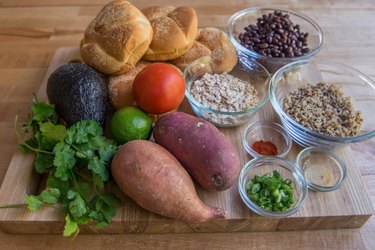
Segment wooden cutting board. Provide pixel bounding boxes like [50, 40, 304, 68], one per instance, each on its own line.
[0, 47, 373, 234]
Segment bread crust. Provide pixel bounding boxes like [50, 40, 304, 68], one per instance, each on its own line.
[80, 0, 153, 75]
[142, 6, 198, 61]
[171, 27, 238, 73]
[108, 61, 151, 109]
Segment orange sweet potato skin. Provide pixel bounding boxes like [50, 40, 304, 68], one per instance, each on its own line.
[153, 112, 241, 191]
[111, 140, 226, 224]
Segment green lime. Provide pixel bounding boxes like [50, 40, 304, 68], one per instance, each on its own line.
[110, 107, 152, 144]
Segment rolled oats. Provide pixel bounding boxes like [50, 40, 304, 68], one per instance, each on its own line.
[191, 73, 259, 112]
[190, 72, 259, 126]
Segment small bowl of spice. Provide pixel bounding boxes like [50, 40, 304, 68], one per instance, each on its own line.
[238, 157, 308, 218]
[227, 7, 324, 74]
[296, 147, 347, 192]
[183, 56, 271, 127]
[243, 121, 292, 158]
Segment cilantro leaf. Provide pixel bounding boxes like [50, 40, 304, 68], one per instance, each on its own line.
[47, 175, 70, 199]
[88, 157, 108, 182]
[39, 188, 60, 204]
[35, 131, 56, 151]
[31, 102, 56, 124]
[34, 153, 54, 173]
[40, 122, 67, 142]
[99, 144, 117, 164]
[74, 182, 91, 200]
[54, 142, 76, 181]
[99, 193, 122, 208]
[63, 214, 79, 237]
[70, 120, 102, 144]
[95, 221, 109, 229]
[92, 172, 104, 191]
[69, 193, 87, 218]
[25, 195, 42, 211]
[67, 190, 77, 200]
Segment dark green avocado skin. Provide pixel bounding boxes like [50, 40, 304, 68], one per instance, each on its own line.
[47, 63, 108, 128]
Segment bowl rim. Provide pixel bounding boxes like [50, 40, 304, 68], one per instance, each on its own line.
[295, 146, 347, 192]
[182, 56, 271, 115]
[243, 120, 293, 158]
[238, 156, 308, 218]
[227, 6, 324, 62]
[269, 58, 375, 143]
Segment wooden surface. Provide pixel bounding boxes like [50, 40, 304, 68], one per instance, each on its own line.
[0, 0, 374, 249]
[0, 47, 373, 234]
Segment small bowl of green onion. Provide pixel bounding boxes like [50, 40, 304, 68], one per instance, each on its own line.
[238, 157, 308, 218]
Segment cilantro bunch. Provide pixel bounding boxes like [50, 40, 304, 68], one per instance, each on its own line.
[15, 97, 121, 237]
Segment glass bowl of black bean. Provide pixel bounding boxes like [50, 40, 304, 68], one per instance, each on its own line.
[227, 7, 324, 74]
[270, 59, 375, 148]
[183, 56, 271, 128]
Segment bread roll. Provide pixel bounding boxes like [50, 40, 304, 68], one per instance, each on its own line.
[108, 61, 151, 110]
[171, 27, 238, 73]
[141, 6, 198, 61]
[170, 41, 211, 72]
[80, 0, 153, 75]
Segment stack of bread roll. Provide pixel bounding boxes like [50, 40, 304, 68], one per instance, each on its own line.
[80, 0, 238, 110]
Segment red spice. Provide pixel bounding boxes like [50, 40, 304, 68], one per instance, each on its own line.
[251, 140, 278, 156]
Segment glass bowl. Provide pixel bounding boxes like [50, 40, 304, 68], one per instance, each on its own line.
[238, 157, 308, 218]
[243, 121, 292, 158]
[296, 147, 347, 192]
[270, 59, 375, 148]
[183, 56, 270, 127]
[227, 7, 324, 74]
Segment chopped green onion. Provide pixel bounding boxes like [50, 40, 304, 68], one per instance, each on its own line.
[245, 170, 296, 212]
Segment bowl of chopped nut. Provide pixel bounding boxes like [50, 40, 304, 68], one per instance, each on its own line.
[227, 7, 324, 74]
[183, 56, 271, 127]
[270, 59, 375, 148]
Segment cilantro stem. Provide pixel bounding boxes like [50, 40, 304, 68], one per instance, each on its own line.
[19, 142, 54, 155]
[15, 114, 53, 155]
[74, 169, 92, 182]
[0, 203, 58, 209]
[0, 203, 28, 209]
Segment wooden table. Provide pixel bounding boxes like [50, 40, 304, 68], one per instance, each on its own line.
[0, 0, 374, 249]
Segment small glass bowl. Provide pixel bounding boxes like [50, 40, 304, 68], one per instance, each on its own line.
[227, 7, 324, 74]
[243, 121, 292, 158]
[296, 147, 347, 192]
[183, 56, 270, 127]
[238, 157, 308, 218]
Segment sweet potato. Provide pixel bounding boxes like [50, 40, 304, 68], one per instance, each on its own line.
[111, 140, 226, 224]
[153, 112, 241, 191]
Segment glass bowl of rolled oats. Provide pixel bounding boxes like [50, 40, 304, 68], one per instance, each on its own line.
[270, 59, 375, 148]
[183, 56, 271, 127]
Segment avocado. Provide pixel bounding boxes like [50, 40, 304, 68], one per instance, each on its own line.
[47, 63, 108, 128]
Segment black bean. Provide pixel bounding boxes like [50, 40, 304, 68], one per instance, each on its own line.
[238, 10, 310, 57]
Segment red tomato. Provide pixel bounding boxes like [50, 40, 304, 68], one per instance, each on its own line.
[132, 63, 185, 114]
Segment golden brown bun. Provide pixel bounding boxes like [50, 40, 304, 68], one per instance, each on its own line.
[171, 27, 238, 73]
[108, 61, 151, 109]
[80, 0, 153, 76]
[170, 41, 211, 72]
[141, 6, 198, 61]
